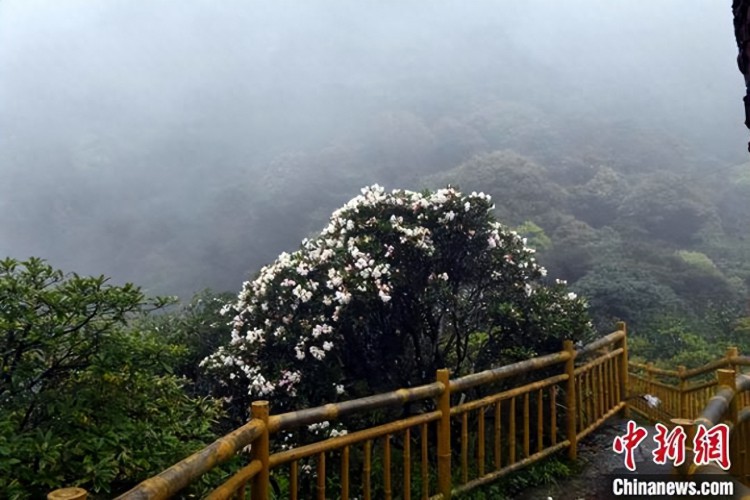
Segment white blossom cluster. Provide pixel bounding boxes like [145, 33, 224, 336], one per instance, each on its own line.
[202, 185, 549, 402]
[307, 420, 348, 439]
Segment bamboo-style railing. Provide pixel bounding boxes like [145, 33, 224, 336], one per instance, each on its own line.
[49, 323, 629, 500]
[629, 346, 750, 489]
[689, 368, 750, 483]
[628, 347, 742, 423]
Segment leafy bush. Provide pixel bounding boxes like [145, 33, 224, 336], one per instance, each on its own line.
[134, 289, 234, 390]
[204, 186, 594, 433]
[0, 258, 222, 498]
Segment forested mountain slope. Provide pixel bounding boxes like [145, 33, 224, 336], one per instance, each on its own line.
[1, 1, 746, 365]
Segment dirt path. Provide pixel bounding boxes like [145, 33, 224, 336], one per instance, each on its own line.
[515, 417, 664, 500]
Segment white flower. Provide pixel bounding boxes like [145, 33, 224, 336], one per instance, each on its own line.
[319, 248, 334, 262]
[312, 324, 333, 338]
[327, 275, 343, 288]
[355, 257, 370, 270]
[335, 290, 352, 304]
[379, 290, 392, 303]
[310, 346, 326, 360]
[431, 192, 448, 204]
[247, 369, 275, 396]
[245, 328, 264, 343]
[441, 211, 456, 222]
[464, 201, 471, 212]
[295, 344, 306, 360]
[322, 341, 333, 351]
[567, 292, 577, 300]
[308, 421, 330, 432]
[335, 384, 345, 394]
[643, 394, 661, 408]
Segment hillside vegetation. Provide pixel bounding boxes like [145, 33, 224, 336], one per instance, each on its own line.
[1, 2, 748, 497]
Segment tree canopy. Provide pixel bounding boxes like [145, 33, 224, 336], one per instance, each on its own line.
[204, 186, 594, 427]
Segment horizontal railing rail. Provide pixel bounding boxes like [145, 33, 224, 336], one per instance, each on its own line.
[112, 420, 266, 500]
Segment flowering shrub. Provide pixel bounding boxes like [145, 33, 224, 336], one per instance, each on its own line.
[203, 185, 593, 424]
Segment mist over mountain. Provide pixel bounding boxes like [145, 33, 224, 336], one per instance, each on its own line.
[0, 1, 745, 299]
[7, 3, 750, 496]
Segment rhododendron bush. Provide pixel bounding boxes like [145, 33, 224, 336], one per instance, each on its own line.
[203, 185, 593, 417]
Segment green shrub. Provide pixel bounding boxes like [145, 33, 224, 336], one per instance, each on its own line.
[0, 258, 222, 498]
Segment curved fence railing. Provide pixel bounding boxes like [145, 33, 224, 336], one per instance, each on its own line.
[628, 347, 750, 489]
[679, 368, 750, 487]
[50, 323, 630, 500]
[628, 347, 742, 423]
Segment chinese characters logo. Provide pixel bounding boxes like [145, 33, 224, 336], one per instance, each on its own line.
[612, 420, 730, 471]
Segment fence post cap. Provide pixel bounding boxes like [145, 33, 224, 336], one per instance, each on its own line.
[48, 488, 87, 500]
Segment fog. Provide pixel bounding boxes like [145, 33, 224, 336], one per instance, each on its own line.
[0, 0, 744, 297]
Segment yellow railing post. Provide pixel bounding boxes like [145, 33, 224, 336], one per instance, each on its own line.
[727, 346, 738, 364]
[717, 368, 737, 417]
[670, 418, 696, 478]
[48, 488, 87, 500]
[563, 339, 577, 461]
[718, 366, 739, 477]
[251, 401, 270, 500]
[617, 321, 630, 419]
[736, 347, 747, 410]
[677, 366, 687, 419]
[726, 346, 747, 480]
[727, 347, 739, 399]
[646, 362, 655, 420]
[436, 368, 452, 500]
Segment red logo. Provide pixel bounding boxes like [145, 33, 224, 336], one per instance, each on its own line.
[652, 423, 687, 467]
[613, 420, 649, 471]
[694, 423, 731, 470]
[613, 420, 732, 471]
